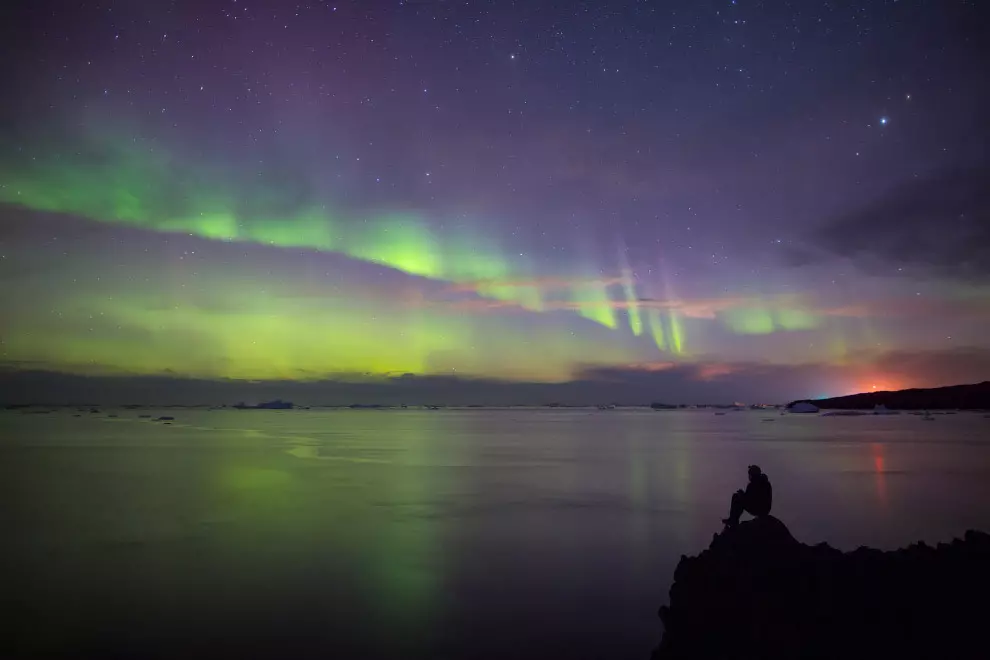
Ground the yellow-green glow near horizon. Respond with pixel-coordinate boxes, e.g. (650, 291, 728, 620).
(720, 307, 819, 335)
(2, 282, 643, 381)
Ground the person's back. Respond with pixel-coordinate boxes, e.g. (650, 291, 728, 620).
(745, 472, 772, 516)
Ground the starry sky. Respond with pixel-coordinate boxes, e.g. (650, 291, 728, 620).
(1, 0, 988, 404)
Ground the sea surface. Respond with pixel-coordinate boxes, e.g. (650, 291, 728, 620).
(2, 408, 989, 659)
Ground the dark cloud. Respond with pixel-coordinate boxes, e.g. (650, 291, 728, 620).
(793, 162, 990, 281)
(865, 347, 990, 388)
(0, 366, 752, 407)
(4, 348, 988, 407)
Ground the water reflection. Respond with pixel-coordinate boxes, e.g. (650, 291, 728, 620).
(284, 443, 388, 463)
(626, 424, 653, 571)
(4, 409, 990, 659)
(871, 442, 888, 510)
(208, 414, 449, 654)
(364, 416, 444, 645)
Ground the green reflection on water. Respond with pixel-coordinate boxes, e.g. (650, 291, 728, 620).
(214, 414, 450, 645)
(368, 416, 443, 633)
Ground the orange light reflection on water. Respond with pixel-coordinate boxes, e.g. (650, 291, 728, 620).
(871, 443, 888, 510)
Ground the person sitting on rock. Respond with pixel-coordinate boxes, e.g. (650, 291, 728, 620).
(722, 465, 772, 527)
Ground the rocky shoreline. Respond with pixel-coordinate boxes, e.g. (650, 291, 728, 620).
(652, 517, 990, 659)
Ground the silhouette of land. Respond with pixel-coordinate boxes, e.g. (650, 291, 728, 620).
(652, 517, 990, 659)
(794, 381, 990, 410)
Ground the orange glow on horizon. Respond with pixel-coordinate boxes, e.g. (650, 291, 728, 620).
(848, 379, 902, 395)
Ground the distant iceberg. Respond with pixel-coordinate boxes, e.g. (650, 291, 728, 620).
(872, 404, 899, 415)
(233, 400, 294, 410)
(787, 401, 820, 414)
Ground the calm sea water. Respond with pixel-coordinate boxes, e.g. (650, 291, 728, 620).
(2, 409, 989, 659)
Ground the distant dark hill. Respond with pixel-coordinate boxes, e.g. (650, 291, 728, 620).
(796, 381, 990, 410)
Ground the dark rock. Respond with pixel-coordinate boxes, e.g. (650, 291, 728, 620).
(652, 516, 990, 659)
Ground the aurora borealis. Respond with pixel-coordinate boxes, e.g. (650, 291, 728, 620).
(1, 0, 989, 403)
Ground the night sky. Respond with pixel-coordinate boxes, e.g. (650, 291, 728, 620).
(1, 0, 988, 404)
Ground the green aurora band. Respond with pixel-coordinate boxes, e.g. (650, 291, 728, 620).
(0, 136, 627, 322)
(0, 134, 694, 349)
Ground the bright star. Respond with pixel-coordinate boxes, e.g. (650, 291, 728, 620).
(880, 116, 889, 126)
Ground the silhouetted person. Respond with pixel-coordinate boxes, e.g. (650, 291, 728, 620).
(722, 465, 772, 527)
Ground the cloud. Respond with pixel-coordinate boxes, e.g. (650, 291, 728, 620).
(434, 287, 883, 329)
(849, 294, 990, 321)
(858, 346, 990, 388)
(434, 295, 760, 320)
(5, 347, 988, 406)
(445, 276, 629, 293)
(436, 284, 790, 318)
(573, 347, 990, 399)
(796, 161, 990, 281)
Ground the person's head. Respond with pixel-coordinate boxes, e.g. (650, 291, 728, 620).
(747, 465, 762, 482)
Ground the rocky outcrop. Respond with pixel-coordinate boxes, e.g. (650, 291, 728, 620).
(653, 516, 990, 659)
